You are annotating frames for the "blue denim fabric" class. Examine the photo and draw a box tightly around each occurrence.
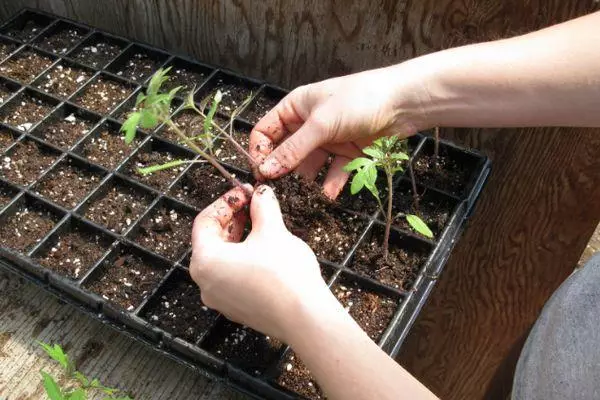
[512,252,600,400]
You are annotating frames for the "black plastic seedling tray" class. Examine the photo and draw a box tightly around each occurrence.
[0,8,491,400]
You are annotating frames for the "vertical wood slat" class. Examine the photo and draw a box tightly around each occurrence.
[0,1,598,399]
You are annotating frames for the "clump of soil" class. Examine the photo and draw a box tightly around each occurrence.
[0,204,58,251]
[141,269,218,343]
[387,182,454,237]
[34,113,96,149]
[241,92,281,124]
[75,77,134,114]
[332,279,398,342]
[113,51,163,82]
[168,164,241,210]
[36,228,110,280]
[126,147,191,190]
[414,150,471,197]
[269,174,366,264]
[0,129,17,151]
[71,39,125,68]
[349,231,428,291]
[35,63,92,98]
[35,26,87,54]
[208,78,255,116]
[0,41,18,60]
[3,19,48,41]
[158,109,227,144]
[83,183,153,233]
[133,205,193,261]
[1,94,54,130]
[202,319,283,376]
[0,50,54,83]
[34,161,103,208]
[0,141,57,185]
[276,352,323,400]
[78,125,141,170]
[215,124,252,170]
[162,65,209,93]
[85,251,169,311]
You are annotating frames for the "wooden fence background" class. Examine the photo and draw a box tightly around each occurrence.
[0,1,599,399]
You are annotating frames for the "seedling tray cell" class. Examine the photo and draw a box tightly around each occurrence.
[0,8,491,400]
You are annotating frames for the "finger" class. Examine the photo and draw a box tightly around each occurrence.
[295,148,329,182]
[250,185,287,234]
[192,185,252,246]
[322,155,352,200]
[258,113,331,179]
[224,211,248,242]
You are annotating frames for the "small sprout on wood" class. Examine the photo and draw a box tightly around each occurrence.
[344,136,433,260]
[38,341,132,400]
[121,68,255,196]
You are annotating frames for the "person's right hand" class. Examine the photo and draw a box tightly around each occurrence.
[249,65,430,199]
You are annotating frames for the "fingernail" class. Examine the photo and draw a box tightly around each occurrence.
[259,157,282,177]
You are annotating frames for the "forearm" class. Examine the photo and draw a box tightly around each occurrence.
[395,11,600,129]
[285,290,438,400]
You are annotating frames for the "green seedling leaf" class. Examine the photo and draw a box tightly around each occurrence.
[390,152,409,161]
[38,342,72,373]
[350,169,367,194]
[139,109,159,129]
[202,90,223,147]
[182,86,198,110]
[137,160,190,176]
[135,92,146,107]
[121,112,142,145]
[41,371,64,400]
[65,388,86,400]
[406,214,434,238]
[73,371,89,387]
[362,146,384,159]
[147,67,171,97]
[343,157,372,172]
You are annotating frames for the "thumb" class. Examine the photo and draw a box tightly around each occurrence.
[258,113,329,179]
[249,185,287,235]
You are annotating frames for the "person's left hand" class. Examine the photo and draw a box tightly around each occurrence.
[189,184,335,342]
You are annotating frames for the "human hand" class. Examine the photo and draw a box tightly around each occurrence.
[249,66,429,199]
[189,184,335,342]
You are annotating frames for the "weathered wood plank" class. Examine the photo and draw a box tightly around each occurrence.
[0,270,250,400]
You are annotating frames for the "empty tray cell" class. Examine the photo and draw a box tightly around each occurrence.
[331,275,399,342]
[123,138,195,191]
[383,179,458,238]
[0,138,59,186]
[413,137,482,197]
[240,86,285,124]
[80,177,154,234]
[0,77,20,104]
[0,180,19,209]
[31,103,99,149]
[0,47,55,83]
[107,45,168,83]
[0,127,20,152]
[0,90,58,131]
[214,119,252,170]
[84,244,170,311]
[0,11,53,42]
[140,268,218,343]
[33,60,94,98]
[275,351,323,400]
[129,199,194,261]
[201,319,283,376]
[32,20,88,54]
[33,218,113,280]
[348,224,432,291]
[162,58,213,93]
[168,163,248,210]
[0,36,20,61]
[196,71,260,117]
[33,157,106,209]
[73,74,136,114]
[270,174,367,264]
[69,32,127,68]
[0,194,62,252]
[75,120,144,170]
[157,108,228,144]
